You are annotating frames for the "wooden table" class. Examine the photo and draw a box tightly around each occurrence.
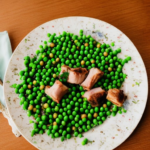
[0,0,150,149]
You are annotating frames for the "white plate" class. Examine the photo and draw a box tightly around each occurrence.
[4,17,148,150]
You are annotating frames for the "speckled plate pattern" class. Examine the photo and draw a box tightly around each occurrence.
[4,17,148,150]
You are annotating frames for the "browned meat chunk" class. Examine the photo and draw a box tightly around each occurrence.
[83,87,106,107]
[59,65,88,84]
[67,67,88,84]
[45,80,69,103]
[106,88,127,107]
[81,68,104,90]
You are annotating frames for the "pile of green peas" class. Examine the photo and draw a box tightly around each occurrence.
[14,30,130,142]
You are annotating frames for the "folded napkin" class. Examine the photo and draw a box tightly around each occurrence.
[0,31,20,137]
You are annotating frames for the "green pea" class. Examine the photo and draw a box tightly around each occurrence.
[54,106,59,112]
[102,117,106,121]
[67,104,72,109]
[100,107,104,111]
[82,118,87,122]
[69,101,74,106]
[73,97,77,101]
[82,138,88,145]
[31,130,35,137]
[46,108,51,113]
[118,110,122,114]
[99,121,103,125]
[112,112,116,116]
[33,123,37,129]
[61,121,66,126]
[64,116,68,122]
[75,107,79,112]
[27,110,32,117]
[54,132,59,137]
[36,117,40,122]
[74,132,78,137]
[41,115,47,121]
[42,125,47,130]
[23,101,28,110]
[53,125,58,130]
[104,107,109,111]
[75,123,79,128]
[99,112,104,117]
[46,130,51,136]
[69,115,73,120]
[123,109,127,113]
[107,101,112,106]
[66,134,71,139]
[80,108,84,113]
[88,113,92,119]
[61,136,65,142]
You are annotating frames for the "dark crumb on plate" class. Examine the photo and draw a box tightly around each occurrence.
[0,79,3,86]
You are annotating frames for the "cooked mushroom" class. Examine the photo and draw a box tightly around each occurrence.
[83,87,106,107]
[45,80,69,103]
[106,88,127,107]
[59,65,88,84]
[81,68,104,90]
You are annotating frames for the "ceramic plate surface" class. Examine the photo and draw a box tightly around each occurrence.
[4,17,148,150]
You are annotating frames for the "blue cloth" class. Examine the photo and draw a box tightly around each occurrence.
[0,31,12,106]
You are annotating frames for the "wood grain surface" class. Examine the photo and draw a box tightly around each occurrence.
[0,0,150,149]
